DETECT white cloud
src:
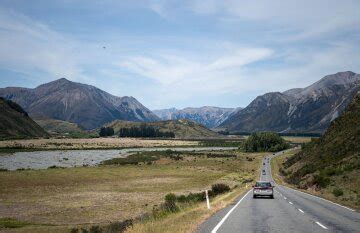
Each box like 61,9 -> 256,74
118,39 -> 360,109
119,46 -> 272,86
147,0 -> 360,41
0,8 -> 83,81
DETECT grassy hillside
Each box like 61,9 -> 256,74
36,119 -> 88,137
104,119 -> 220,138
280,94 -> 360,209
0,98 -> 48,139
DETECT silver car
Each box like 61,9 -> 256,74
253,181 -> 274,198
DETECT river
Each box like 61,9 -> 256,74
0,147 -> 237,170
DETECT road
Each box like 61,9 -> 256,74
198,150 -> 360,233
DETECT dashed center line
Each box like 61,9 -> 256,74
298,209 -> 304,213
288,201 -> 293,205
316,221 -> 328,229
284,197 -> 287,200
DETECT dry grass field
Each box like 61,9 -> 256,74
0,150 -> 265,232
282,136 -> 314,144
0,138 -> 198,150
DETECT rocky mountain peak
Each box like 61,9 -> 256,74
219,71 -> 360,134
0,79 -> 159,130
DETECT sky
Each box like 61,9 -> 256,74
0,0 -> 359,110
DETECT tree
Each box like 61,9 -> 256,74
243,132 -> 290,152
118,125 -> 175,138
99,127 -> 114,137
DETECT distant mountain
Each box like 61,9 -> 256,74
0,78 -> 160,130
153,106 -> 241,128
0,97 -> 48,139
153,108 -> 178,120
104,119 -> 220,138
219,71 -> 360,134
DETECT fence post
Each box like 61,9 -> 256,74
205,190 -> 211,209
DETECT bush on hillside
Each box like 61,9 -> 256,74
243,132 -> 290,152
211,183 -> 231,195
332,188 -> 344,197
313,174 -> 330,188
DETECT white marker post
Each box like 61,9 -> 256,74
205,190 -> 211,209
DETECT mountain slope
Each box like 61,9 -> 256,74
153,108 -> 178,120
0,97 -> 48,139
104,119 -> 221,138
219,71 -> 360,133
0,78 -> 159,130
153,106 -> 241,128
36,119 -> 86,136
281,94 -> 360,209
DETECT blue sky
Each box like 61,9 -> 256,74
0,0 -> 359,109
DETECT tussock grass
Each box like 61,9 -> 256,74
0,150 -> 265,232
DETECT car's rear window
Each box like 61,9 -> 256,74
255,182 -> 272,187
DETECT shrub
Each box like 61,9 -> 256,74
47,165 -> 64,169
164,193 -> 179,212
211,183 -> 231,195
175,192 -> 206,203
102,153 -> 159,165
165,193 -> 177,203
164,184 -> 231,207
333,188 -> 344,197
89,225 -> 101,233
323,167 -> 342,176
313,174 -> 330,188
299,164 -> 316,176
70,228 -> 79,233
106,219 -> 133,232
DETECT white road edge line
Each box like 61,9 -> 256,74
286,187 -> 355,212
211,189 -> 252,233
298,209 -> 304,213
315,221 -> 328,229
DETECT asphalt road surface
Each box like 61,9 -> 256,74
198,150 -> 360,233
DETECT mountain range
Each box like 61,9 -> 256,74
104,119 -> 220,138
0,71 -> 358,135
153,106 -> 242,128
218,71 -> 360,134
0,78 -> 159,130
